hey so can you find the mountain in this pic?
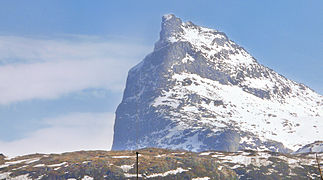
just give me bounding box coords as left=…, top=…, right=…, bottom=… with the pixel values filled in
left=112, top=14, right=323, bottom=153
left=0, top=148, right=322, bottom=179
left=295, top=141, right=323, bottom=154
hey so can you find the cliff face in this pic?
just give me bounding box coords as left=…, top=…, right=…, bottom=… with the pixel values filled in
left=112, top=14, right=323, bottom=153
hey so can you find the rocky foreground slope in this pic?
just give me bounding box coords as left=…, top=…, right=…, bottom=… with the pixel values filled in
left=0, top=148, right=322, bottom=180
left=112, top=14, right=323, bottom=153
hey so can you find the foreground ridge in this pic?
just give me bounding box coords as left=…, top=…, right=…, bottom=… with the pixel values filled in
left=112, top=14, right=323, bottom=152
left=0, top=148, right=322, bottom=179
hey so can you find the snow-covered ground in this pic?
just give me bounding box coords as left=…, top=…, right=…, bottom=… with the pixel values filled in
left=153, top=72, right=322, bottom=151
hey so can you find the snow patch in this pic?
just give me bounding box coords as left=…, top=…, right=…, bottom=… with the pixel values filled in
left=124, top=173, right=142, bottom=178
left=145, top=167, right=188, bottom=178
left=213, top=152, right=272, bottom=167
left=82, top=176, right=94, bottom=180
left=120, top=164, right=134, bottom=172
left=33, top=164, right=45, bottom=167
left=182, top=54, right=195, bottom=63
left=163, top=14, right=173, bottom=21
left=47, top=162, right=67, bottom=167
left=9, top=174, right=31, bottom=180
left=199, top=152, right=213, bottom=156
left=192, top=177, right=210, bottom=180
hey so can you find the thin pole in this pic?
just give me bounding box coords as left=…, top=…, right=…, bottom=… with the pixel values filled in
left=316, top=153, right=323, bottom=180
left=136, top=151, right=139, bottom=180
left=135, top=65, right=142, bottom=151
left=135, top=63, right=142, bottom=180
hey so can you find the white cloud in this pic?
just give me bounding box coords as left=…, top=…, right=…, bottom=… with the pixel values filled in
left=0, top=35, right=148, bottom=156
left=0, top=112, right=115, bottom=157
left=0, top=59, right=127, bottom=104
left=0, top=35, right=149, bottom=63
left=0, top=35, right=150, bottom=104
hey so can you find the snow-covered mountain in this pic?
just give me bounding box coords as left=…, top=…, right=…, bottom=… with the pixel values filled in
left=112, top=14, right=323, bottom=153
left=295, top=141, right=323, bottom=153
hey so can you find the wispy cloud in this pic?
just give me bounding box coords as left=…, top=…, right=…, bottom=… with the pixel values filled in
left=0, top=59, right=127, bottom=104
left=0, top=35, right=150, bottom=104
left=0, top=35, right=150, bottom=64
left=0, top=112, right=115, bottom=157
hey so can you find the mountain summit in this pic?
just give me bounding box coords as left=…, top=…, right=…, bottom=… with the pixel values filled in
left=112, top=14, right=323, bottom=153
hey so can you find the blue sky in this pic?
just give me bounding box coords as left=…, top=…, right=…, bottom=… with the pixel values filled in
left=0, top=0, right=322, bottom=156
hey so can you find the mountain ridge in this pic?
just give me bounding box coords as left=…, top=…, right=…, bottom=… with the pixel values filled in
left=156, top=14, right=318, bottom=95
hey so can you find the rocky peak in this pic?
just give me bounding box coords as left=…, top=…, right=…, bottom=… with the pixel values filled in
left=155, top=14, right=183, bottom=50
